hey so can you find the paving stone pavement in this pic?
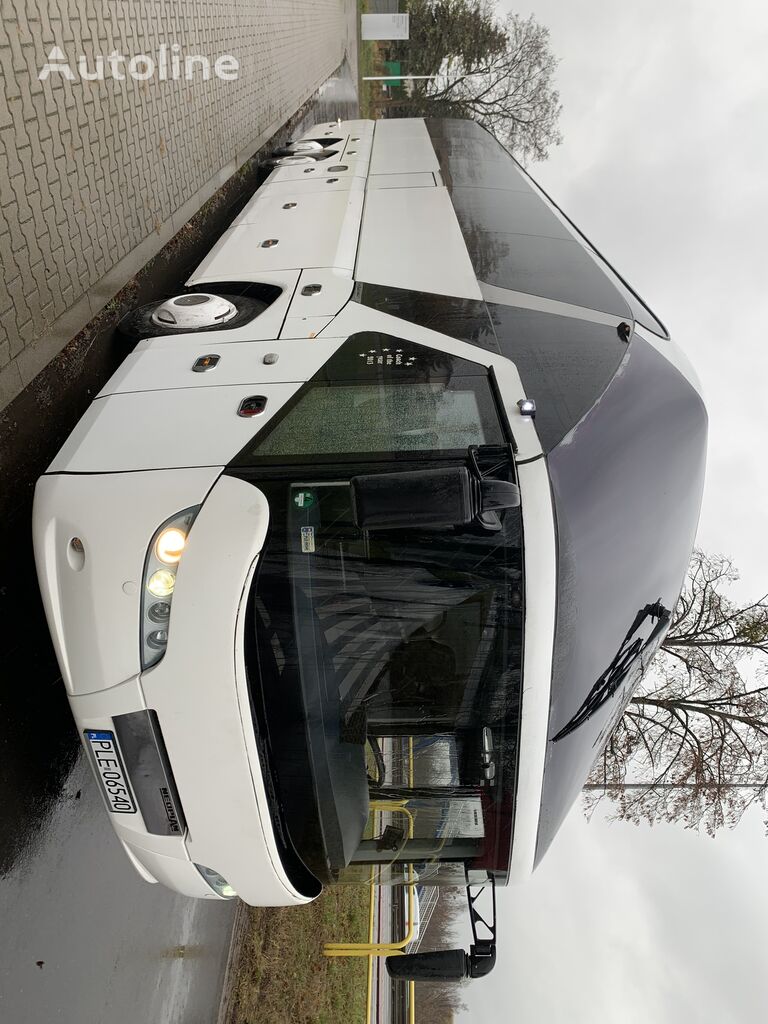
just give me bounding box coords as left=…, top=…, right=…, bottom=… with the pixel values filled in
left=0, top=0, right=357, bottom=409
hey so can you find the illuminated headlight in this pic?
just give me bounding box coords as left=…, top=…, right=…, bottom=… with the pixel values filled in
left=195, top=864, right=237, bottom=899
left=147, top=570, right=176, bottom=598
left=155, top=527, right=187, bottom=565
left=141, top=507, right=199, bottom=670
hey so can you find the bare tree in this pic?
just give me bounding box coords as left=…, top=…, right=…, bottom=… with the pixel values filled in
left=585, top=551, right=768, bottom=835
left=394, top=5, right=563, bottom=163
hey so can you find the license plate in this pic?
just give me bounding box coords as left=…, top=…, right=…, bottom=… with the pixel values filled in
left=84, top=730, right=136, bottom=814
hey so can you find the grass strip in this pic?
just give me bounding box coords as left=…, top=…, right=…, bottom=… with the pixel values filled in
left=225, top=886, right=371, bottom=1024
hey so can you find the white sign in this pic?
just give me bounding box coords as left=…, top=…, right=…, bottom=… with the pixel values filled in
left=361, top=13, right=410, bottom=40
left=447, top=798, right=486, bottom=838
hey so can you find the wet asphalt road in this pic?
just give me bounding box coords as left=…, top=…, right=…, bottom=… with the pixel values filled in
left=0, top=66, right=357, bottom=1024
left=0, top=758, right=236, bottom=1024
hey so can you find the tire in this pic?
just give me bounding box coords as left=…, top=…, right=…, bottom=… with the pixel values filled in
left=117, top=294, right=268, bottom=342
left=268, top=149, right=339, bottom=166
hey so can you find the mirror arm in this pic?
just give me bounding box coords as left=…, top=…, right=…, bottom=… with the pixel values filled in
left=467, top=445, right=520, bottom=529
left=384, top=872, right=498, bottom=982
left=465, top=869, right=497, bottom=977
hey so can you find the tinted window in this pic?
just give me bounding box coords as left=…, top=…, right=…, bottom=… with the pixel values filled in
left=585, top=248, right=670, bottom=338
left=354, top=283, right=500, bottom=353
left=232, top=334, right=505, bottom=465
left=426, top=119, right=639, bottom=319
left=461, top=229, right=631, bottom=317
left=488, top=304, right=629, bottom=451
left=536, top=336, right=707, bottom=863
left=427, top=118, right=535, bottom=192
left=254, top=381, right=501, bottom=457
left=452, top=187, right=572, bottom=241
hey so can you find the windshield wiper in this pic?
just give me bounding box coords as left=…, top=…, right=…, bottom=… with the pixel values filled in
left=553, top=600, right=672, bottom=741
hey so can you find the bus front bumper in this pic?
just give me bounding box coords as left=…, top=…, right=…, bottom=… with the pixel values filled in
left=34, top=470, right=316, bottom=907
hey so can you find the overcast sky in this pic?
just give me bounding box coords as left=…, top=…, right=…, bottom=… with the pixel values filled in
left=460, top=2, right=768, bottom=1020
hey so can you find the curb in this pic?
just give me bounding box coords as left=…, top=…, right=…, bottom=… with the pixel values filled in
left=216, top=901, right=251, bottom=1024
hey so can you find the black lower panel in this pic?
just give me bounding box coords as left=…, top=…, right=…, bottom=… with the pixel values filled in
left=113, top=710, right=185, bottom=837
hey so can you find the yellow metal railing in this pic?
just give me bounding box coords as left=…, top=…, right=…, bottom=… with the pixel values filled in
left=324, top=802, right=417, bottom=954
left=365, top=867, right=376, bottom=1024
left=328, top=739, right=417, bottom=1023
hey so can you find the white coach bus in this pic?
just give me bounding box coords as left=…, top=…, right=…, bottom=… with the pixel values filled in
left=33, top=118, right=707, bottom=982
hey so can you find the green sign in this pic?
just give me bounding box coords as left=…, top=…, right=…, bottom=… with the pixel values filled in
left=293, top=490, right=316, bottom=510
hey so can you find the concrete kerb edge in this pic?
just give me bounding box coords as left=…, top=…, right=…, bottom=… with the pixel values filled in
left=0, top=360, right=23, bottom=408
left=215, top=901, right=251, bottom=1024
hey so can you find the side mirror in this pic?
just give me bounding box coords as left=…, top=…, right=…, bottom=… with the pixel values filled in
left=386, top=943, right=496, bottom=981
left=386, top=873, right=498, bottom=982
left=385, top=949, right=470, bottom=982
left=350, top=466, right=519, bottom=532
left=351, top=467, right=474, bottom=531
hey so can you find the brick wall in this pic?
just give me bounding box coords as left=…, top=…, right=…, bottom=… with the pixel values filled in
left=0, top=0, right=356, bottom=407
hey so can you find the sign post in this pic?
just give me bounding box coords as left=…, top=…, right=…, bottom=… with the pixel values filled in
left=361, top=13, right=410, bottom=40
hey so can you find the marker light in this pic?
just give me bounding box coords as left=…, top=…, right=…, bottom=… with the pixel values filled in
left=147, top=569, right=176, bottom=598
left=517, top=398, right=537, bottom=418
left=155, top=527, right=187, bottom=565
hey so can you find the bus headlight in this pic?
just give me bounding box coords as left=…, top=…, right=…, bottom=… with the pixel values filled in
left=141, top=507, right=199, bottom=669
left=147, top=570, right=176, bottom=598
left=155, top=527, right=188, bottom=565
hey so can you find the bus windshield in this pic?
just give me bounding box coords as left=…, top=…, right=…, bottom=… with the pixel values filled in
left=235, top=333, right=524, bottom=887
left=246, top=466, right=524, bottom=886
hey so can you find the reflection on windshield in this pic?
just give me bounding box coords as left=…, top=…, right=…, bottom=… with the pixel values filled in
left=255, top=382, right=496, bottom=457
left=289, top=481, right=521, bottom=736
left=339, top=735, right=491, bottom=887
left=286, top=476, right=523, bottom=880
